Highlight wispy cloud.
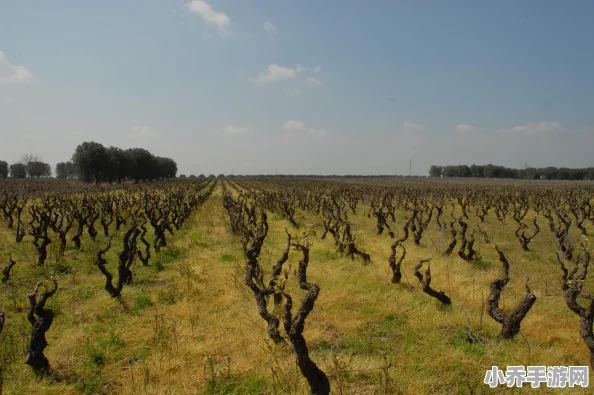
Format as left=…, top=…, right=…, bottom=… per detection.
left=252, top=64, right=305, bottom=85
left=505, top=121, right=564, bottom=136
left=456, top=124, right=477, bottom=136
left=283, top=120, right=327, bottom=138
left=219, top=125, right=255, bottom=137
left=0, top=50, right=32, bottom=83
left=186, top=1, right=230, bottom=34
left=306, top=77, right=321, bottom=86
left=400, top=121, right=424, bottom=132
left=263, top=21, right=277, bottom=34
left=314, top=66, right=321, bottom=73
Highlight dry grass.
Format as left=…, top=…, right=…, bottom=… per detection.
left=0, top=181, right=592, bottom=394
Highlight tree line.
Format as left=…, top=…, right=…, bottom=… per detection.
left=68, top=142, right=177, bottom=183
left=0, top=155, right=52, bottom=179
left=0, top=142, right=177, bottom=182
left=429, top=164, right=594, bottom=180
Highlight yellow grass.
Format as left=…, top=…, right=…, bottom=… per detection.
left=0, top=180, right=592, bottom=394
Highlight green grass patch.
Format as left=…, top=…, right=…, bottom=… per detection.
left=158, top=285, right=181, bottom=305
left=190, top=232, right=209, bottom=247
left=132, top=293, right=152, bottom=312
left=450, top=327, right=485, bottom=357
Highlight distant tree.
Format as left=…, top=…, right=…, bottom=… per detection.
left=460, top=165, right=472, bottom=177
left=128, top=148, right=154, bottom=182
left=117, top=149, right=137, bottom=182
left=198, top=174, right=205, bottom=178
left=0, top=160, right=8, bottom=178
left=105, top=146, right=122, bottom=183
left=484, top=164, right=497, bottom=178
left=470, top=164, right=485, bottom=178
left=428, top=165, right=442, bottom=177
left=178, top=174, right=187, bottom=178
left=189, top=174, right=197, bottom=178
left=72, top=141, right=109, bottom=183
left=430, top=163, right=594, bottom=180
left=154, top=157, right=177, bottom=179
left=557, top=168, right=570, bottom=180
left=20, top=154, right=41, bottom=168
left=217, top=174, right=225, bottom=179
left=208, top=174, right=215, bottom=178
left=568, top=169, right=584, bottom=180
left=56, top=161, right=77, bottom=179
left=69, top=142, right=176, bottom=183
left=9, top=163, right=27, bottom=178
left=27, top=161, right=52, bottom=178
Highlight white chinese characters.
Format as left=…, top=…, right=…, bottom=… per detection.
left=484, top=366, right=589, bottom=388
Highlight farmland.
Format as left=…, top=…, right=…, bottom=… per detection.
left=0, top=177, right=593, bottom=394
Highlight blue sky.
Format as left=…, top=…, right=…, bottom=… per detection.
left=1, top=0, right=593, bottom=175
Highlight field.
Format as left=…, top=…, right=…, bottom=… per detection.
left=1, top=177, right=593, bottom=394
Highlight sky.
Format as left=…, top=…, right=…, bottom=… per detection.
left=1, top=0, right=594, bottom=176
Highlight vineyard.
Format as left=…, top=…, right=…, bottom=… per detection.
left=0, top=177, right=593, bottom=394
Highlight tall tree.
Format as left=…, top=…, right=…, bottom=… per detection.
left=0, top=160, right=8, bottom=178
left=429, top=165, right=442, bottom=177
left=9, top=163, right=27, bottom=178
left=128, top=148, right=153, bottom=182
left=20, top=154, right=41, bottom=169
left=27, top=161, right=52, bottom=178
left=55, top=161, right=77, bottom=179
left=71, top=142, right=108, bottom=183
left=69, top=142, right=176, bottom=183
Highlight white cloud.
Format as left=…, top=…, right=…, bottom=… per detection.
left=130, top=125, right=156, bottom=138
left=282, top=120, right=327, bottom=138
left=252, top=64, right=305, bottom=85
left=286, top=88, right=302, bottom=96
left=306, top=77, right=321, bottom=86
left=314, top=66, right=321, bottom=73
left=263, top=21, right=277, bottom=34
left=186, top=1, right=230, bottom=34
left=456, top=124, right=477, bottom=136
left=0, top=51, right=32, bottom=83
left=508, top=121, right=564, bottom=136
left=400, top=121, right=424, bottom=132
left=219, top=125, right=254, bottom=136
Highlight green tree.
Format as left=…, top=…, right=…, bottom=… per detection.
left=106, top=146, right=136, bottom=183
left=27, top=161, right=52, bottom=178
left=428, top=165, right=442, bottom=177
left=56, top=161, right=77, bottom=179
left=9, top=163, right=26, bottom=178
left=128, top=148, right=153, bottom=182
left=0, top=161, right=8, bottom=178
left=72, top=141, right=108, bottom=183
